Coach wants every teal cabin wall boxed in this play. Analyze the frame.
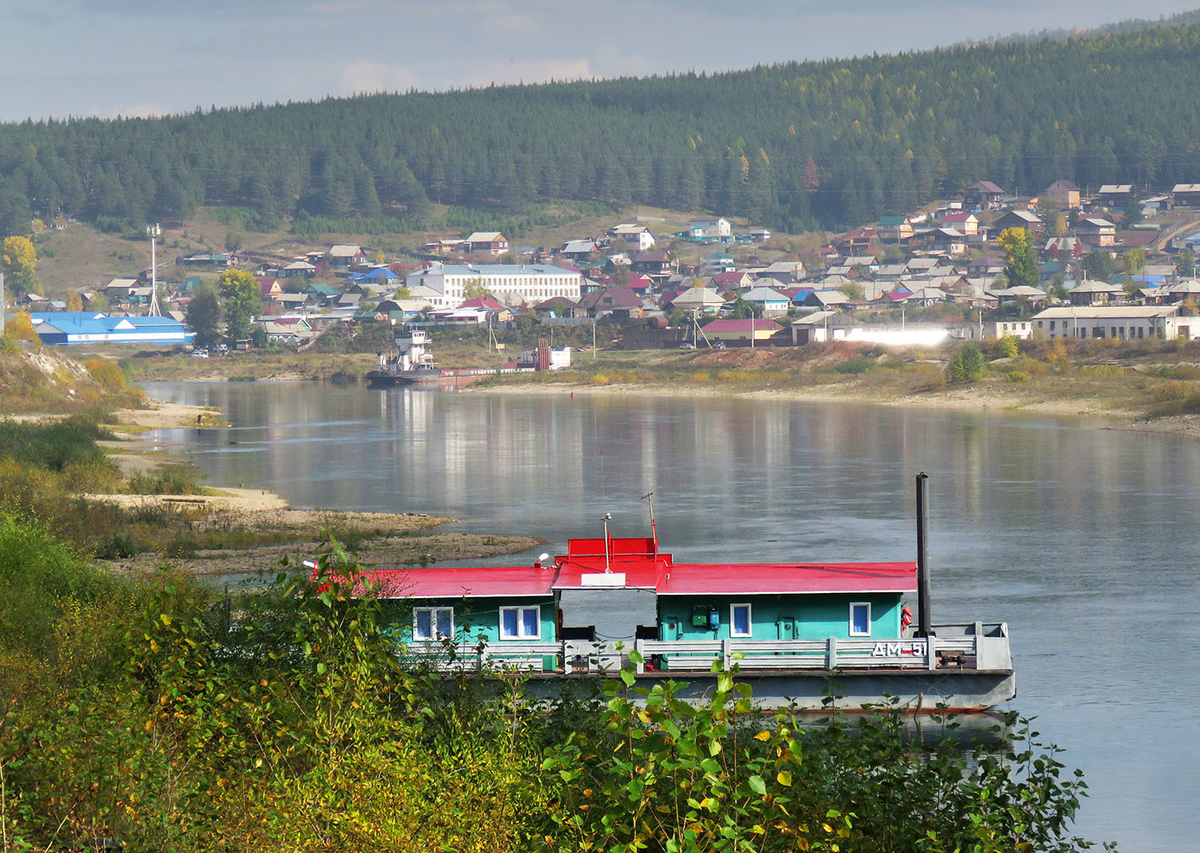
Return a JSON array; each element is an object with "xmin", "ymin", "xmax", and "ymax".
[
  {"xmin": 381, "ymin": 597, "xmax": 557, "ymax": 645},
  {"xmin": 657, "ymin": 594, "xmax": 903, "ymax": 641}
]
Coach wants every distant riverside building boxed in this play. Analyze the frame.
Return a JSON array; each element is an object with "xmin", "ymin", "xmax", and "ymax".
[
  {"xmin": 1030, "ymin": 306, "xmax": 1197, "ymax": 341},
  {"xmin": 29, "ymin": 312, "xmax": 194, "ymax": 346},
  {"xmin": 405, "ymin": 263, "xmax": 582, "ymax": 309}
]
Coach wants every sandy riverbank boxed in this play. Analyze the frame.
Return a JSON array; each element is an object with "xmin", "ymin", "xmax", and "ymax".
[
  {"xmin": 90, "ymin": 399, "xmax": 545, "ymax": 574},
  {"xmin": 469, "ymin": 377, "xmax": 1140, "ymax": 418}
]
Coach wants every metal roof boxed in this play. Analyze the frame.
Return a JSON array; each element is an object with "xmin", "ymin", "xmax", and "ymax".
[
  {"xmin": 366, "ymin": 536, "xmax": 914, "ymax": 599},
  {"xmin": 374, "ymin": 566, "xmax": 558, "ymax": 599},
  {"xmin": 659, "ymin": 562, "xmax": 915, "ymax": 596}
]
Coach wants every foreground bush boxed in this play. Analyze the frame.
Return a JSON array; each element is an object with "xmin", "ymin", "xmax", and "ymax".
[{"xmin": 0, "ymin": 526, "xmax": 1101, "ymax": 852}]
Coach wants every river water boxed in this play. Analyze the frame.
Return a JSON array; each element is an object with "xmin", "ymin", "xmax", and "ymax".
[{"xmin": 141, "ymin": 381, "xmax": 1200, "ymax": 851}]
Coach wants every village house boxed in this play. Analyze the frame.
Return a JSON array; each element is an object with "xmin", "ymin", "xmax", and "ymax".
[
  {"xmin": 533, "ymin": 296, "xmax": 586, "ymax": 321},
  {"xmin": 465, "ymin": 232, "xmax": 510, "ymax": 256},
  {"xmin": 667, "ymin": 286, "xmax": 726, "ymax": 315},
  {"xmin": 700, "ymin": 317, "xmax": 783, "ymax": 345},
  {"xmin": 258, "ymin": 278, "xmax": 283, "ymax": 301},
  {"xmin": 608, "ymin": 224, "xmax": 656, "ymax": 251},
  {"xmin": 834, "ymin": 227, "xmax": 876, "ymax": 254},
  {"xmin": 560, "ymin": 239, "xmax": 600, "ymax": 262},
  {"xmin": 1163, "ymin": 280, "xmax": 1200, "ymax": 303},
  {"xmin": 740, "ymin": 285, "xmax": 791, "ymax": 317},
  {"xmin": 712, "ymin": 271, "xmax": 755, "ymax": 290},
  {"xmin": 1076, "ymin": 218, "xmax": 1116, "ymax": 248},
  {"xmin": 279, "ymin": 260, "xmax": 317, "ymax": 279},
  {"xmin": 579, "ymin": 286, "xmax": 645, "ymax": 320},
  {"xmin": 1067, "ymin": 280, "xmax": 1124, "ymax": 306},
  {"xmin": 941, "ymin": 211, "xmax": 980, "ymax": 236},
  {"xmin": 1096, "ymin": 185, "xmax": 1133, "ymax": 209},
  {"xmin": 877, "ymin": 215, "xmax": 915, "ymax": 243},
  {"xmin": 631, "ymin": 249, "xmax": 673, "ymax": 279},
  {"xmin": 994, "ymin": 209, "xmax": 1044, "ymax": 236},
  {"xmin": 327, "ymin": 245, "xmax": 365, "ymax": 268},
  {"xmin": 687, "ymin": 218, "xmax": 732, "ymax": 240},
  {"xmin": 1172, "ymin": 184, "xmax": 1200, "ymax": 209},
  {"xmin": 926, "ymin": 227, "xmax": 967, "ymax": 256},
  {"xmin": 1042, "ymin": 179, "xmax": 1081, "ymax": 210},
  {"xmin": 962, "ymin": 181, "xmax": 1006, "ymax": 210},
  {"xmin": 790, "ymin": 311, "xmax": 858, "ymax": 344}
]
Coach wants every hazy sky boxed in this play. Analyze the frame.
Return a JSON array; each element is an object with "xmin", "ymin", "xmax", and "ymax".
[{"xmin": 3, "ymin": 0, "xmax": 1197, "ymax": 122}]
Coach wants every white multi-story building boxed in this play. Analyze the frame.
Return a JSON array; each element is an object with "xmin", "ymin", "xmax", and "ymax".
[{"xmin": 405, "ymin": 263, "xmax": 583, "ymax": 309}]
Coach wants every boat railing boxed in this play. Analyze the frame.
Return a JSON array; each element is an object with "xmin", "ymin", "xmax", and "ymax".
[
  {"xmin": 395, "ymin": 623, "xmax": 1011, "ymax": 676},
  {"xmin": 399, "ymin": 640, "xmax": 562, "ymax": 673}
]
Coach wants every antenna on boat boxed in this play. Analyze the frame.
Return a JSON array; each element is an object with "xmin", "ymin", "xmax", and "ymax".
[
  {"xmin": 641, "ymin": 491, "xmax": 658, "ymax": 556},
  {"xmin": 602, "ymin": 512, "xmax": 613, "ymax": 574}
]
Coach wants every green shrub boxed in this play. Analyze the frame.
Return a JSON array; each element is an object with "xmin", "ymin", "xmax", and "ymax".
[
  {"xmin": 946, "ymin": 344, "xmax": 985, "ymax": 383},
  {"xmin": 94, "ymin": 531, "xmax": 137, "ymax": 559},
  {"xmin": 834, "ymin": 356, "xmax": 877, "ymax": 374},
  {"xmin": 1007, "ymin": 370, "xmax": 1030, "ymax": 382},
  {"xmin": 0, "ymin": 415, "xmax": 113, "ymax": 472},
  {"xmin": 127, "ymin": 467, "xmax": 204, "ymax": 495}
]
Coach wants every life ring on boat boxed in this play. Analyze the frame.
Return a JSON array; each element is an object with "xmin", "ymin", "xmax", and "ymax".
[{"xmin": 901, "ymin": 606, "xmax": 914, "ymax": 631}]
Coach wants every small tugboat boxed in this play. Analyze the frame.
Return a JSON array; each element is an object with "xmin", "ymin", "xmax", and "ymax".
[
  {"xmin": 365, "ymin": 328, "xmax": 442, "ymax": 386},
  {"xmin": 366, "ymin": 327, "xmax": 568, "ymax": 389},
  {"xmin": 362, "ymin": 476, "xmax": 1015, "ymax": 712}
]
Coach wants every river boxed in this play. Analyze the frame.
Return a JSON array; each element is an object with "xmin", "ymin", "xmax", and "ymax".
[{"xmin": 141, "ymin": 381, "xmax": 1200, "ymax": 852}]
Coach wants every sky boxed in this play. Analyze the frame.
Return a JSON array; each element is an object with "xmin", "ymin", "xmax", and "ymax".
[{"xmin": 2, "ymin": 0, "xmax": 1198, "ymax": 123}]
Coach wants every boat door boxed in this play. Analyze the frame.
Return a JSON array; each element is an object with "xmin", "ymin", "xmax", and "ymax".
[{"xmin": 660, "ymin": 613, "xmax": 684, "ymax": 641}]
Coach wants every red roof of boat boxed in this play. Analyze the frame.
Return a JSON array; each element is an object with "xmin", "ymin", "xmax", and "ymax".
[
  {"xmin": 371, "ymin": 565, "xmax": 557, "ymax": 599},
  {"xmin": 659, "ymin": 562, "xmax": 915, "ymax": 595},
  {"xmin": 364, "ymin": 537, "xmax": 915, "ymax": 599}
]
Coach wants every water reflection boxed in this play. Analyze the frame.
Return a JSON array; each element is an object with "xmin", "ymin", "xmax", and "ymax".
[{"xmin": 142, "ymin": 382, "xmax": 1200, "ymax": 852}]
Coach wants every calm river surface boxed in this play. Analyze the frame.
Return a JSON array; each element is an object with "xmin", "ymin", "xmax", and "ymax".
[{"xmin": 142, "ymin": 381, "xmax": 1200, "ymax": 851}]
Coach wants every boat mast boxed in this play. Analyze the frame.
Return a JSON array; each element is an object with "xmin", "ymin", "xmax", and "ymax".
[{"xmin": 602, "ymin": 512, "xmax": 613, "ymax": 574}]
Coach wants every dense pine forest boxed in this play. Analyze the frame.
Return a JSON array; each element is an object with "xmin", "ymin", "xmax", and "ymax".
[{"xmin": 4, "ymin": 20, "xmax": 1200, "ymax": 237}]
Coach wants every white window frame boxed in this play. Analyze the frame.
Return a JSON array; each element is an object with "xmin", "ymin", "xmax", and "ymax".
[
  {"xmin": 849, "ymin": 602, "xmax": 872, "ymax": 637},
  {"xmin": 729, "ymin": 603, "xmax": 753, "ymax": 638},
  {"xmin": 413, "ymin": 606, "xmax": 454, "ymax": 641},
  {"xmin": 499, "ymin": 605, "xmax": 542, "ymax": 640}
]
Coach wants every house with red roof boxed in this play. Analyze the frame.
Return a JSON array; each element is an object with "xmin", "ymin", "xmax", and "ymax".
[
  {"xmin": 834, "ymin": 227, "xmax": 876, "ymax": 254},
  {"xmin": 712, "ymin": 271, "xmax": 755, "ymax": 290}
]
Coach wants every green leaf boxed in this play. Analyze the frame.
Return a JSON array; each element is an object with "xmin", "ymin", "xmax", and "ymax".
[
  {"xmin": 620, "ymin": 668, "xmax": 636, "ymax": 687},
  {"xmin": 777, "ymin": 770, "xmax": 792, "ymax": 787},
  {"xmin": 748, "ymin": 775, "xmax": 766, "ymax": 795},
  {"xmin": 316, "ymin": 662, "xmax": 327, "ymax": 675}
]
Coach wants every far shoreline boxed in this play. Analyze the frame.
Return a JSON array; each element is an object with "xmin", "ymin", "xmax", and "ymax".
[{"xmin": 131, "ymin": 373, "xmax": 1200, "ymax": 443}]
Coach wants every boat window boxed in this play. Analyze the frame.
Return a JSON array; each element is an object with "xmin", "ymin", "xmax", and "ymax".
[
  {"xmin": 849, "ymin": 602, "xmax": 871, "ymax": 636},
  {"xmin": 414, "ymin": 606, "xmax": 454, "ymax": 641},
  {"xmin": 730, "ymin": 603, "xmax": 752, "ymax": 638},
  {"xmin": 500, "ymin": 605, "xmax": 541, "ymax": 640}
]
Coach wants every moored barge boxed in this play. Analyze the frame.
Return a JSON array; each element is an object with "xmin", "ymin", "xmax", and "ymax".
[{"xmin": 364, "ymin": 476, "xmax": 1015, "ymax": 712}]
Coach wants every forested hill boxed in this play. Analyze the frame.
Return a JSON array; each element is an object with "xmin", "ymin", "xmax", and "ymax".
[{"xmin": 5, "ymin": 21, "xmax": 1200, "ymax": 237}]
